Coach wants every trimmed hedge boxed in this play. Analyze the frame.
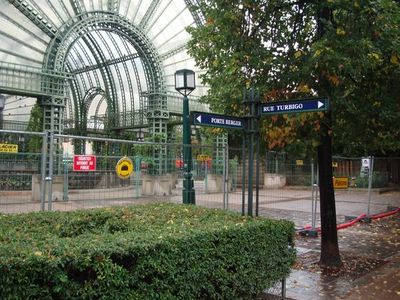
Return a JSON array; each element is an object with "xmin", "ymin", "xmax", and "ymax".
[{"xmin": 0, "ymin": 203, "xmax": 296, "ymax": 299}]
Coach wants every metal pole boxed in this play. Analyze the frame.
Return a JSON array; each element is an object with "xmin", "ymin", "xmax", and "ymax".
[
  {"xmin": 63, "ymin": 152, "xmax": 68, "ymax": 201},
  {"xmin": 255, "ymin": 90, "xmax": 260, "ymax": 217},
  {"xmin": 204, "ymin": 159, "xmax": 208, "ymax": 193},
  {"xmin": 135, "ymin": 156, "xmax": 141, "ymax": 198},
  {"xmin": 367, "ymin": 156, "xmax": 374, "ymax": 216},
  {"xmin": 47, "ymin": 131, "xmax": 54, "ymax": 211},
  {"xmin": 247, "ymin": 88, "xmax": 255, "ymax": 217},
  {"xmin": 282, "ymin": 278, "xmax": 286, "ymax": 299},
  {"xmin": 255, "ymin": 137, "xmax": 260, "ymax": 217},
  {"xmin": 226, "ymin": 147, "xmax": 230, "ymax": 209},
  {"xmin": 0, "ymin": 95, "xmax": 4, "ymax": 130},
  {"xmin": 40, "ymin": 132, "xmax": 48, "ymax": 211},
  {"xmin": 248, "ymin": 135, "xmax": 254, "ymax": 216},
  {"xmin": 182, "ymin": 95, "xmax": 195, "ymax": 204},
  {"xmin": 223, "ymin": 145, "xmax": 228, "ymax": 210},
  {"xmin": 242, "ymin": 134, "xmax": 246, "ymax": 216},
  {"xmin": 311, "ymin": 159, "xmax": 316, "ymax": 230},
  {"xmin": 241, "ymin": 88, "xmax": 247, "ymax": 216},
  {"xmin": 314, "ymin": 165, "xmax": 319, "ymax": 227}
]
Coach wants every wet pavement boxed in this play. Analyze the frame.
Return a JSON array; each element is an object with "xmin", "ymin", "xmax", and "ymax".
[{"xmin": 284, "ymin": 213, "xmax": 400, "ymax": 300}]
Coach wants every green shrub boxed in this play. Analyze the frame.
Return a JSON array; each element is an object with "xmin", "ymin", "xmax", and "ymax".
[
  {"xmin": 354, "ymin": 172, "xmax": 389, "ymax": 188},
  {"xmin": 0, "ymin": 203, "xmax": 296, "ymax": 299}
]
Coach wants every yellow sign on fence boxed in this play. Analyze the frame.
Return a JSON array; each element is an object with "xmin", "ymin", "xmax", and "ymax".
[
  {"xmin": 197, "ymin": 154, "xmax": 210, "ymax": 162},
  {"xmin": 0, "ymin": 143, "xmax": 18, "ymax": 153},
  {"xmin": 333, "ymin": 177, "xmax": 349, "ymax": 189},
  {"xmin": 115, "ymin": 156, "xmax": 134, "ymax": 179}
]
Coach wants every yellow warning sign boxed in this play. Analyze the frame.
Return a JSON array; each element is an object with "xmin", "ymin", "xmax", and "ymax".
[
  {"xmin": 197, "ymin": 154, "xmax": 210, "ymax": 161},
  {"xmin": 333, "ymin": 177, "xmax": 349, "ymax": 189},
  {"xmin": 116, "ymin": 156, "xmax": 134, "ymax": 179},
  {"xmin": 296, "ymin": 160, "xmax": 304, "ymax": 166},
  {"xmin": 0, "ymin": 143, "xmax": 18, "ymax": 153}
]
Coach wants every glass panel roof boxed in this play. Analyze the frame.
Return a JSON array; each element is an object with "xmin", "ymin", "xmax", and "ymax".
[{"xmin": 0, "ymin": 0, "xmax": 206, "ymax": 126}]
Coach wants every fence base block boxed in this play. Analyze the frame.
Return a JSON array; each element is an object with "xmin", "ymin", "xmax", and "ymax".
[
  {"xmin": 264, "ymin": 173, "xmax": 286, "ymax": 188},
  {"xmin": 206, "ymin": 174, "xmax": 225, "ymax": 193},
  {"xmin": 31, "ymin": 175, "xmax": 64, "ymax": 202},
  {"xmin": 142, "ymin": 175, "xmax": 172, "ymax": 196}
]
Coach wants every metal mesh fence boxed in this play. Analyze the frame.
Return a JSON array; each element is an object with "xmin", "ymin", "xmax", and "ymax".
[
  {"xmin": 331, "ymin": 156, "xmax": 399, "ymax": 218},
  {"xmin": 254, "ymin": 152, "xmax": 400, "ymax": 228},
  {"xmin": 1, "ymin": 130, "xmax": 399, "ymax": 230},
  {"xmin": 259, "ymin": 158, "xmax": 317, "ymax": 228},
  {"xmin": 0, "ymin": 130, "xmax": 44, "ymax": 213},
  {"xmin": 56, "ymin": 134, "xmax": 229, "ymax": 212},
  {"xmin": 0, "ymin": 130, "xmax": 228, "ymax": 213}
]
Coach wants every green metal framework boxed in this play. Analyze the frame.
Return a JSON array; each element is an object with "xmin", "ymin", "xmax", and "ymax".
[{"xmin": 0, "ymin": 0, "xmax": 208, "ymax": 174}]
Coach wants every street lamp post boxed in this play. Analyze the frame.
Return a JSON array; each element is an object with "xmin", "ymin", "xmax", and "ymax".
[{"xmin": 175, "ymin": 69, "xmax": 195, "ymax": 205}]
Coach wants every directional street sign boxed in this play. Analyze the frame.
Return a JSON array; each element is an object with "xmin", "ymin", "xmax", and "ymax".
[
  {"xmin": 260, "ymin": 97, "xmax": 329, "ymax": 115},
  {"xmin": 191, "ymin": 111, "xmax": 244, "ymax": 130}
]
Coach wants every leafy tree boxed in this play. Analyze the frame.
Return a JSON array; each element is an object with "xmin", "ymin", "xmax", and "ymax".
[
  {"xmin": 187, "ymin": 0, "xmax": 400, "ymax": 267},
  {"xmin": 188, "ymin": 0, "xmax": 400, "ymax": 156},
  {"xmin": 294, "ymin": 0, "xmax": 400, "ymax": 157}
]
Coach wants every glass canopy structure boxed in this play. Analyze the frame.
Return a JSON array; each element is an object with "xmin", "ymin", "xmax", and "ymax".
[
  {"xmin": 0, "ymin": 0, "xmax": 213, "ymax": 173},
  {"xmin": 0, "ymin": 0, "xmax": 209, "ymax": 141}
]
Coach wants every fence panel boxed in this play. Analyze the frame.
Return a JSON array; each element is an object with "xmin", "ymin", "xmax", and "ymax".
[
  {"xmin": 1, "ymin": 130, "xmax": 398, "ymax": 229},
  {"xmin": 0, "ymin": 130, "xmax": 45, "ymax": 213},
  {"xmin": 261, "ymin": 157, "xmax": 317, "ymax": 227},
  {"xmin": 332, "ymin": 156, "xmax": 399, "ymax": 218},
  {"xmin": 251, "ymin": 152, "xmax": 400, "ymax": 227},
  {"xmin": 0, "ymin": 130, "xmax": 228, "ymax": 214},
  {"xmin": 48, "ymin": 134, "xmax": 227, "ymax": 212}
]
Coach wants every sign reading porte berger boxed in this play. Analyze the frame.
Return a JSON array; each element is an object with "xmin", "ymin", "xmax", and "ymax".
[
  {"xmin": 116, "ymin": 156, "xmax": 134, "ymax": 179},
  {"xmin": 0, "ymin": 143, "xmax": 18, "ymax": 153}
]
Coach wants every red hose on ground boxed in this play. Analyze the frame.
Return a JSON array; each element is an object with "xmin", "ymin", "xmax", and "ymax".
[
  {"xmin": 299, "ymin": 207, "xmax": 399, "ymax": 234},
  {"xmin": 370, "ymin": 207, "xmax": 400, "ymax": 220},
  {"xmin": 336, "ymin": 213, "xmax": 366, "ymax": 230}
]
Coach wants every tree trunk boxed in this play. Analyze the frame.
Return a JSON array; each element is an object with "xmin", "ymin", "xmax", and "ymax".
[
  {"xmin": 318, "ymin": 122, "xmax": 342, "ymax": 267},
  {"xmin": 317, "ymin": 2, "xmax": 342, "ymax": 268}
]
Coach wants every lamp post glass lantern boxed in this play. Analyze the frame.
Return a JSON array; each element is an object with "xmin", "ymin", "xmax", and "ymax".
[
  {"xmin": 175, "ymin": 69, "xmax": 196, "ymax": 204},
  {"xmin": 175, "ymin": 69, "xmax": 195, "ymax": 96}
]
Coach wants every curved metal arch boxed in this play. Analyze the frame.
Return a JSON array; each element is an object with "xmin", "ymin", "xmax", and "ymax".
[
  {"xmin": 80, "ymin": 87, "xmax": 108, "ymax": 133},
  {"xmin": 104, "ymin": 31, "xmax": 135, "ymax": 127},
  {"xmin": 65, "ymin": 57, "xmax": 85, "ymax": 124},
  {"xmin": 43, "ymin": 11, "xmax": 165, "ymax": 95},
  {"xmin": 119, "ymin": 36, "xmax": 139, "ymax": 113},
  {"xmin": 74, "ymin": 39, "xmax": 102, "ymax": 87},
  {"xmin": 83, "ymin": 87, "xmax": 106, "ymax": 113},
  {"xmin": 66, "ymin": 39, "xmax": 102, "ymax": 128},
  {"xmin": 82, "ymin": 32, "xmax": 119, "ymax": 118},
  {"xmin": 94, "ymin": 95, "xmax": 106, "ymax": 121},
  {"xmin": 93, "ymin": 30, "xmax": 125, "ymax": 124}
]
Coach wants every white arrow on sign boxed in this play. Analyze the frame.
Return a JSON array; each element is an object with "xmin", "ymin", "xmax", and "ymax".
[
  {"xmin": 317, "ymin": 101, "xmax": 324, "ymax": 109},
  {"xmin": 196, "ymin": 115, "xmax": 202, "ymax": 123}
]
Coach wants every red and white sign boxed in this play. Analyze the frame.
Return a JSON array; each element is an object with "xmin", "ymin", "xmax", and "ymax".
[{"xmin": 73, "ymin": 155, "xmax": 96, "ymax": 171}]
